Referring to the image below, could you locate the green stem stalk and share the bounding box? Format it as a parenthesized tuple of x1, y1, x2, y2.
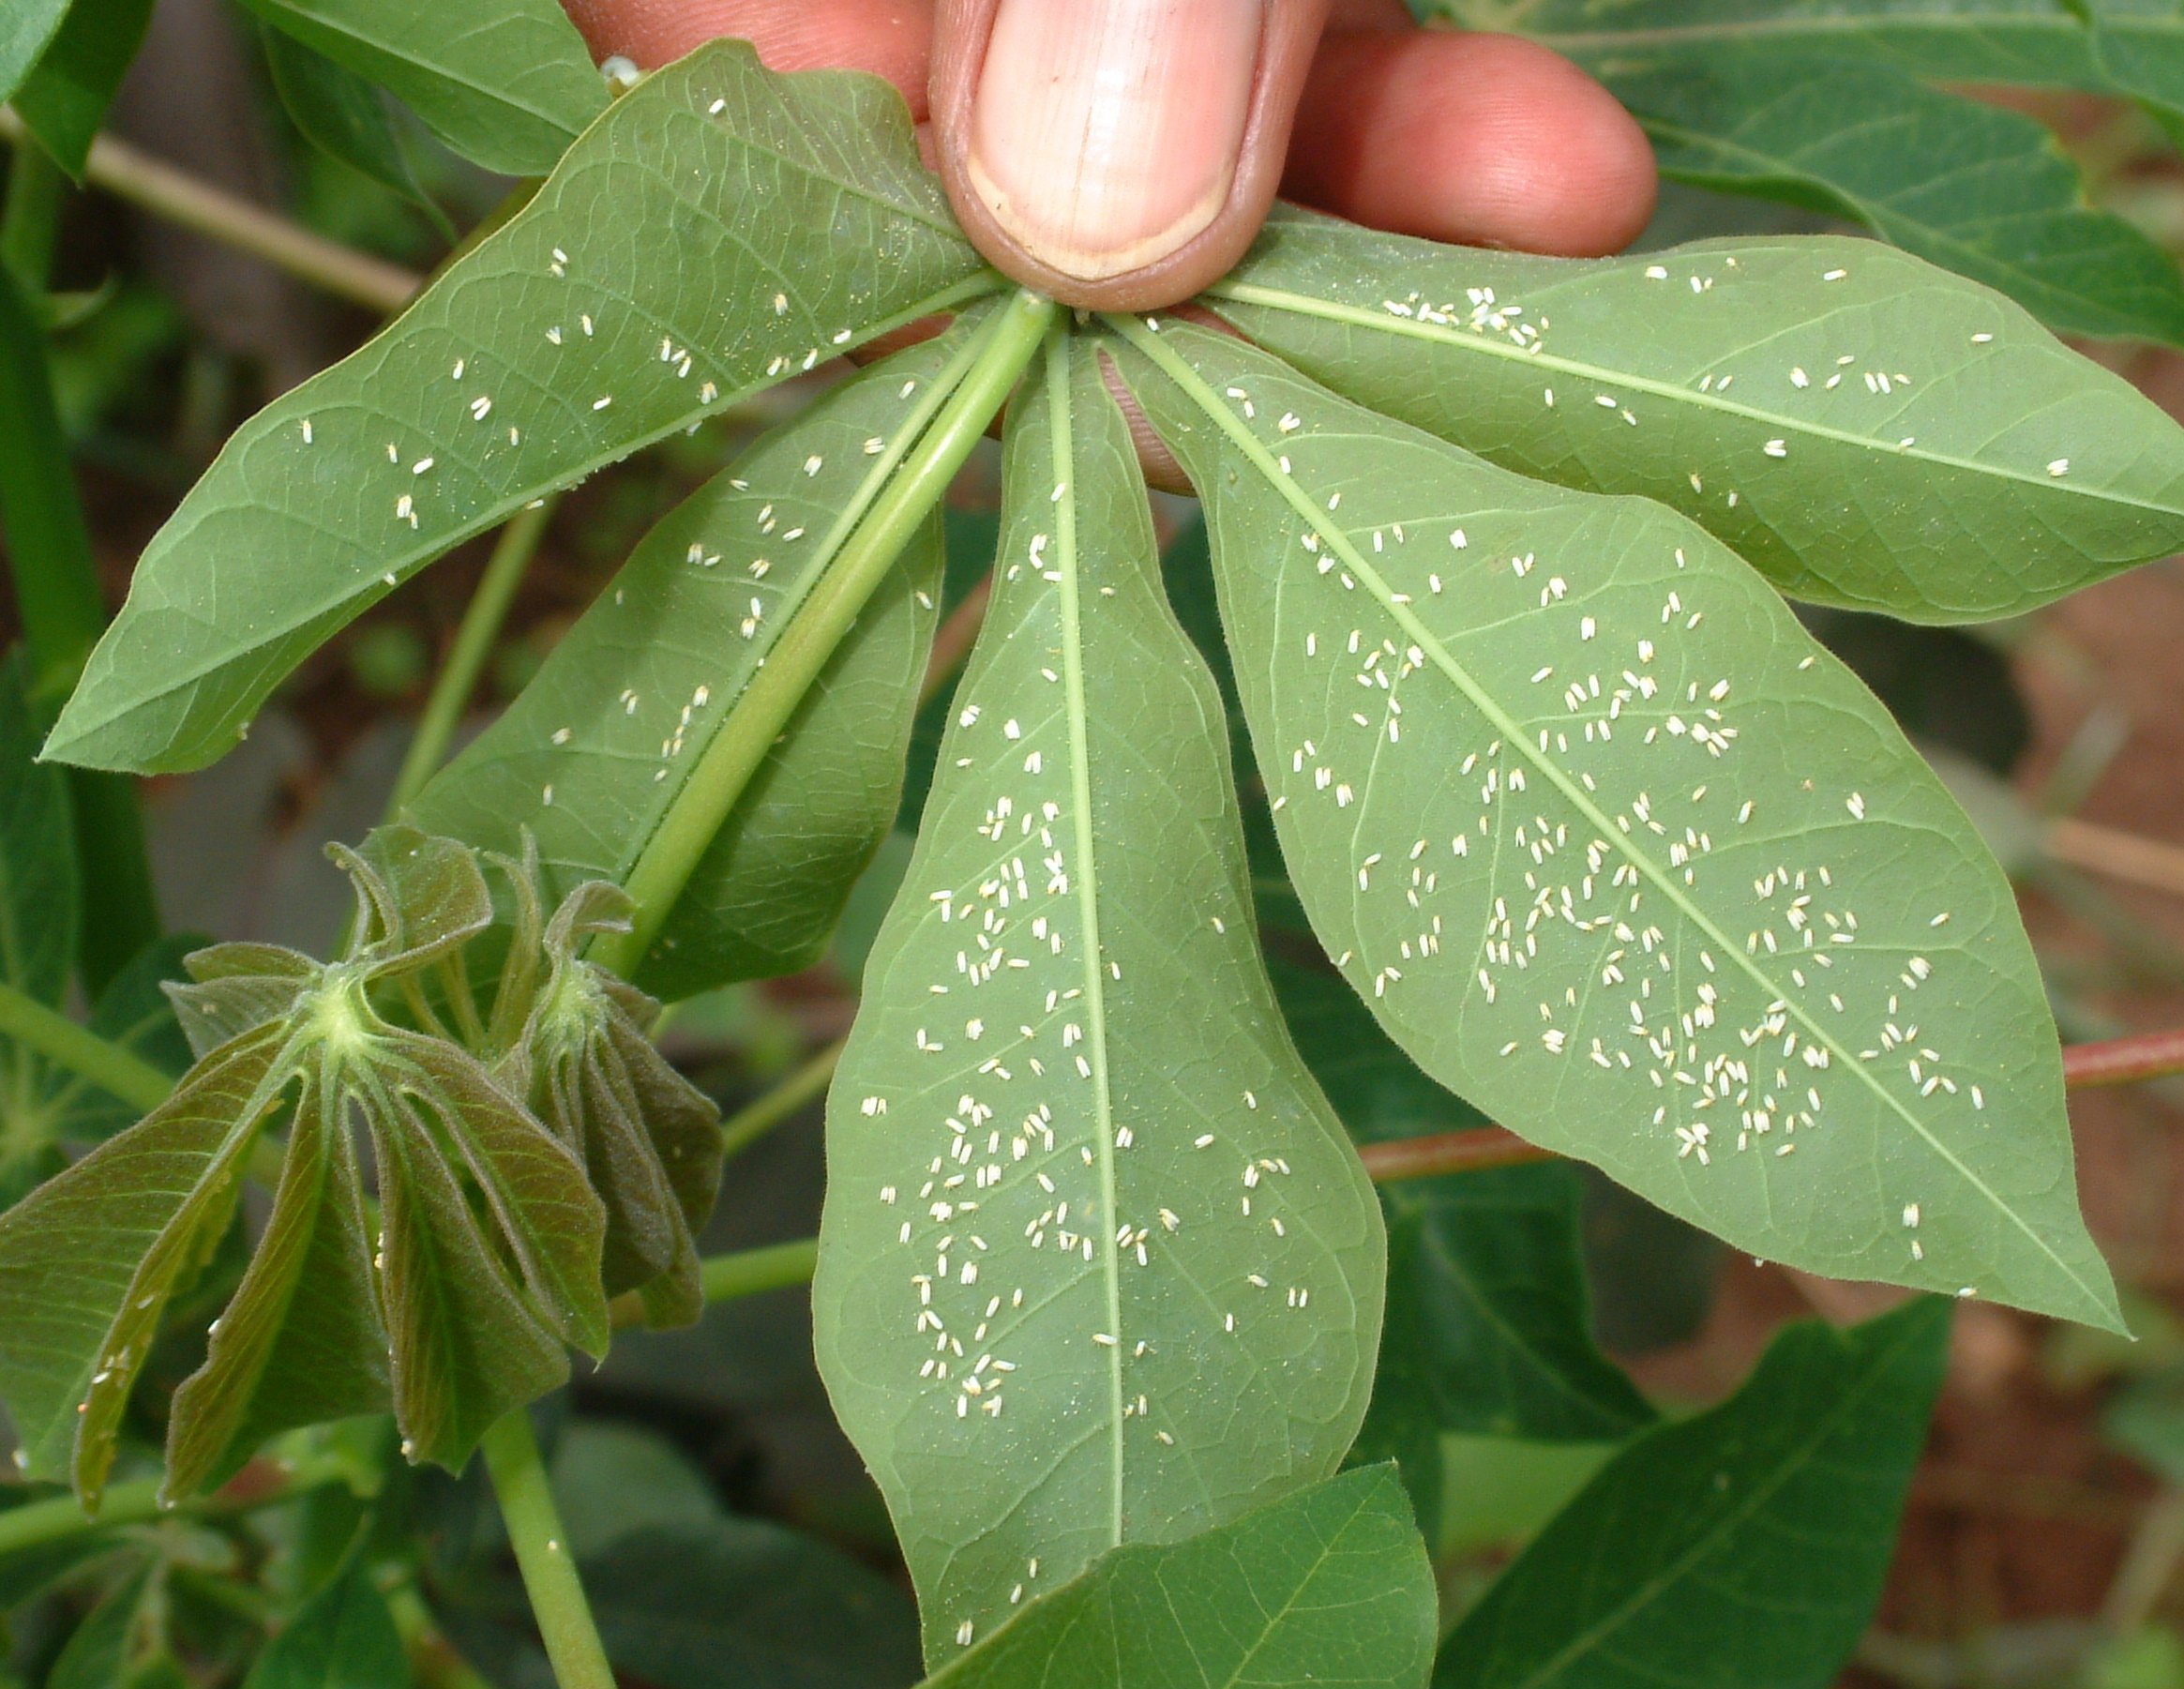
(388, 498, 557, 814)
(0, 263, 160, 991)
(610, 1235, 821, 1330)
(479, 1411, 615, 1689)
(0, 109, 421, 314)
(718, 1038, 842, 1163)
(0, 975, 170, 1112)
(589, 289, 1057, 981)
(0, 1449, 353, 1555)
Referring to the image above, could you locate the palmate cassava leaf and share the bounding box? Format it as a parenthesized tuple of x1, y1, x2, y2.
(233, 0, 604, 177)
(1436, 1298, 1950, 1689)
(46, 42, 1000, 776)
(1426, 0, 2112, 91)
(1210, 209, 2184, 621)
(1117, 319, 2118, 1329)
(923, 1467, 1435, 1689)
(1614, 54, 2184, 346)
(0, 830, 612, 1503)
(242, 1554, 411, 1689)
(815, 334, 1385, 1665)
(413, 324, 971, 1001)
(0, 0, 69, 107)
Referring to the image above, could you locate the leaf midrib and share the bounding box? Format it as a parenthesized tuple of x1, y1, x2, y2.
(1047, 337, 1128, 1547)
(1119, 317, 2111, 1320)
(1204, 277, 2184, 520)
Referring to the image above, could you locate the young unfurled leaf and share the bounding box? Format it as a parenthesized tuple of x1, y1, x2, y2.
(1120, 320, 2118, 1329)
(48, 43, 1000, 776)
(1437, 1299, 1949, 1689)
(490, 870, 722, 1325)
(414, 327, 968, 1001)
(1211, 208, 2184, 621)
(815, 336, 1385, 1663)
(0, 828, 610, 1502)
(924, 1467, 1435, 1689)
(233, 0, 605, 177)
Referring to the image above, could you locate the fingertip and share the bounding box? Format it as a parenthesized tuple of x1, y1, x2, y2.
(562, 0, 933, 114)
(1288, 30, 1657, 258)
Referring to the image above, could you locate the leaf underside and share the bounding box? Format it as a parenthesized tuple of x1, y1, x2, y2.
(414, 325, 965, 1001)
(1213, 210, 2184, 623)
(47, 40, 997, 776)
(1118, 318, 2117, 1331)
(815, 335, 1385, 1665)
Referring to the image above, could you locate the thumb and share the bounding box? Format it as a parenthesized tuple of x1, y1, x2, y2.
(931, 0, 1333, 309)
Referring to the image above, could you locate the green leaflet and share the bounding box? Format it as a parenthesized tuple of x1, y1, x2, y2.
(0, 0, 70, 108)
(413, 326, 967, 1001)
(923, 1467, 1436, 1689)
(233, 0, 604, 177)
(1211, 209, 2184, 622)
(1617, 54, 2184, 345)
(1428, 0, 2111, 88)
(259, 25, 445, 230)
(1119, 319, 2119, 1329)
(1436, 1299, 1950, 1689)
(50, 1556, 171, 1689)
(47, 43, 1000, 776)
(815, 334, 1385, 1664)
(8, 0, 155, 176)
(242, 1557, 412, 1689)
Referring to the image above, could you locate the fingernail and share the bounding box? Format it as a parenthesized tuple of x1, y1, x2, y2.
(966, 0, 1263, 282)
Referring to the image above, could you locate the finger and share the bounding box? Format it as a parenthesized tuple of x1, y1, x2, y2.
(931, 0, 1335, 309)
(563, 0, 935, 113)
(1285, 29, 1656, 257)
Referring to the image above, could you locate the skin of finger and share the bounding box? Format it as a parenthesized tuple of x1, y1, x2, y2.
(1284, 29, 1658, 257)
(930, 0, 1335, 310)
(563, 0, 936, 111)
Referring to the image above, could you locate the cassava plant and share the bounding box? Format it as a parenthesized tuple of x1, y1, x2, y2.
(6, 4, 2184, 1686)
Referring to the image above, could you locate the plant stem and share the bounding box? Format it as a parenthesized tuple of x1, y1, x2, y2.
(0, 975, 171, 1112)
(591, 289, 1056, 981)
(388, 498, 557, 814)
(0, 264, 161, 992)
(0, 108, 422, 315)
(479, 1411, 615, 1689)
(1358, 1128, 1551, 1184)
(718, 1038, 843, 1163)
(2064, 1025, 2184, 1089)
(0, 1448, 353, 1553)
(607, 1236, 821, 1329)
(0, 140, 65, 291)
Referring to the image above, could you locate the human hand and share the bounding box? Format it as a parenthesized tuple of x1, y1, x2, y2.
(562, 0, 1658, 310)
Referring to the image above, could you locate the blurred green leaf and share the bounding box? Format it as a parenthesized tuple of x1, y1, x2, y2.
(9, 0, 154, 176)
(1619, 54, 2184, 345)
(0, 0, 70, 108)
(584, 1516, 922, 1689)
(817, 337, 1385, 1665)
(1213, 209, 2184, 621)
(923, 1467, 1435, 1689)
(50, 1557, 168, 1689)
(235, 0, 604, 177)
(259, 26, 446, 233)
(243, 1557, 411, 1689)
(1435, 1299, 1950, 1689)
(1122, 319, 2118, 1329)
(48, 43, 998, 775)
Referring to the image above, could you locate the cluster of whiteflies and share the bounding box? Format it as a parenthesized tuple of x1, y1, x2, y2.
(0, 827, 721, 1508)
